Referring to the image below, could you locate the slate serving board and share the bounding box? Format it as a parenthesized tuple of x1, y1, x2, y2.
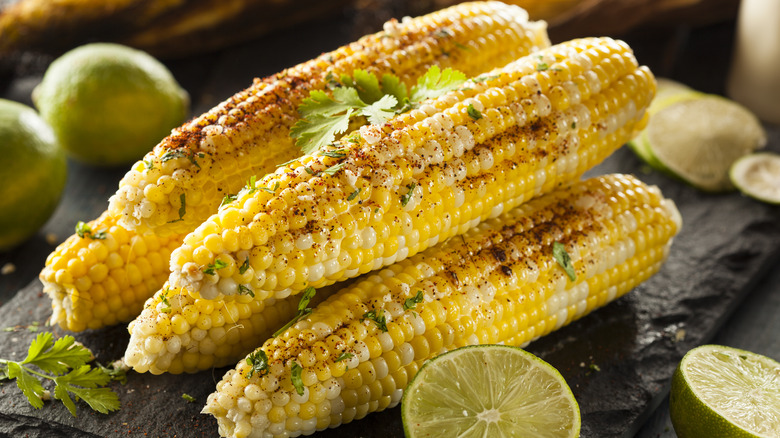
(2, 14, 780, 438)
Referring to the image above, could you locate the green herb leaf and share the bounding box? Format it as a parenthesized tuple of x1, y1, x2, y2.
(349, 69, 385, 104)
(203, 259, 229, 275)
(410, 66, 466, 103)
(291, 109, 354, 155)
(220, 193, 237, 208)
(182, 393, 196, 403)
(23, 333, 92, 375)
(159, 291, 172, 314)
(273, 287, 317, 337)
(260, 182, 280, 195)
(239, 257, 250, 275)
(321, 163, 345, 176)
(161, 149, 200, 168)
(381, 74, 408, 103)
(400, 182, 417, 207)
(143, 159, 155, 170)
(96, 361, 127, 385)
(1, 333, 120, 416)
(238, 284, 254, 297)
(177, 193, 186, 220)
(298, 287, 316, 312)
(347, 188, 361, 201)
(553, 242, 576, 282)
(75, 222, 106, 240)
(536, 62, 549, 71)
(246, 350, 269, 378)
(467, 104, 482, 120)
(290, 361, 305, 396)
(362, 309, 388, 332)
(6, 362, 45, 409)
(403, 290, 424, 310)
(361, 94, 397, 125)
(334, 352, 354, 362)
(320, 150, 347, 159)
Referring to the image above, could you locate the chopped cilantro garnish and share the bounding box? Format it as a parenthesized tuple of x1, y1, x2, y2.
(203, 259, 228, 275)
(159, 290, 172, 313)
(409, 65, 466, 103)
(320, 150, 347, 159)
(403, 290, 424, 310)
(177, 193, 186, 220)
(246, 350, 269, 378)
(290, 362, 305, 396)
(75, 221, 107, 240)
(273, 287, 317, 337)
(260, 182, 280, 195)
(160, 149, 200, 168)
(362, 309, 388, 332)
(347, 188, 361, 201)
(400, 182, 417, 207)
(335, 352, 354, 362)
(536, 62, 549, 71)
(143, 159, 155, 170)
(321, 163, 345, 176)
(239, 257, 250, 275)
(553, 242, 576, 282)
(238, 285, 254, 297)
(182, 393, 196, 403)
(220, 193, 237, 208)
(467, 104, 482, 120)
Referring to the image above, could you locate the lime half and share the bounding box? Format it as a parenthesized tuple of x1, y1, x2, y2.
(401, 345, 580, 438)
(670, 344, 780, 438)
(630, 85, 766, 192)
(730, 152, 780, 204)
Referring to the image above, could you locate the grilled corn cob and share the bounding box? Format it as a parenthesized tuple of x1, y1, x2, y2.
(39, 213, 184, 331)
(41, 1, 550, 332)
(168, 37, 656, 304)
(204, 173, 682, 437)
(107, 1, 550, 236)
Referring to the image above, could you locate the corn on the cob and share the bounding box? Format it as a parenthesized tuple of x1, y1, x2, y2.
(204, 173, 682, 437)
(39, 213, 184, 331)
(123, 279, 352, 375)
(107, 1, 550, 236)
(168, 37, 656, 304)
(41, 1, 550, 332)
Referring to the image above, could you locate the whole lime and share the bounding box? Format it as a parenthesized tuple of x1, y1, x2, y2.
(0, 99, 67, 251)
(32, 43, 189, 166)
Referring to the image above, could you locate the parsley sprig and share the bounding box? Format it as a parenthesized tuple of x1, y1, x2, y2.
(291, 66, 466, 154)
(0, 332, 120, 416)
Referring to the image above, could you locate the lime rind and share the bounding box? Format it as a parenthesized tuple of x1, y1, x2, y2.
(401, 345, 580, 438)
(729, 152, 780, 205)
(670, 344, 780, 438)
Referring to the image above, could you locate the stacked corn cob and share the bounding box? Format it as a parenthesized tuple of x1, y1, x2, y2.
(204, 174, 682, 437)
(39, 1, 550, 332)
(123, 36, 656, 375)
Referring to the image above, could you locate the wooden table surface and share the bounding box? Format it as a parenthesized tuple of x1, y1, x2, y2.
(1, 8, 779, 438)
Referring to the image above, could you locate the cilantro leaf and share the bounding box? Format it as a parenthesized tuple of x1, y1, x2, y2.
(54, 366, 118, 416)
(350, 69, 385, 104)
(335, 352, 354, 362)
(23, 333, 92, 375)
(467, 104, 482, 120)
(246, 350, 269, 378)
(403, 290, 424, 310)
(553, 242, 577, 282)
(290, 109, 353, 155)
(361, 94, 397, 125)
(381, 74, 408, 102)
(290, 362, 305, 396)
(410, 66, 466, 103)
(6, 362, 46, 409)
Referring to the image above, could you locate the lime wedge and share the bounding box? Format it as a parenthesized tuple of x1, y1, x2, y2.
(730, 152, 780, 204)
(670, 345, 780, 438)
(629, 82, 766, 192)
(401, 345, 580, 438)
